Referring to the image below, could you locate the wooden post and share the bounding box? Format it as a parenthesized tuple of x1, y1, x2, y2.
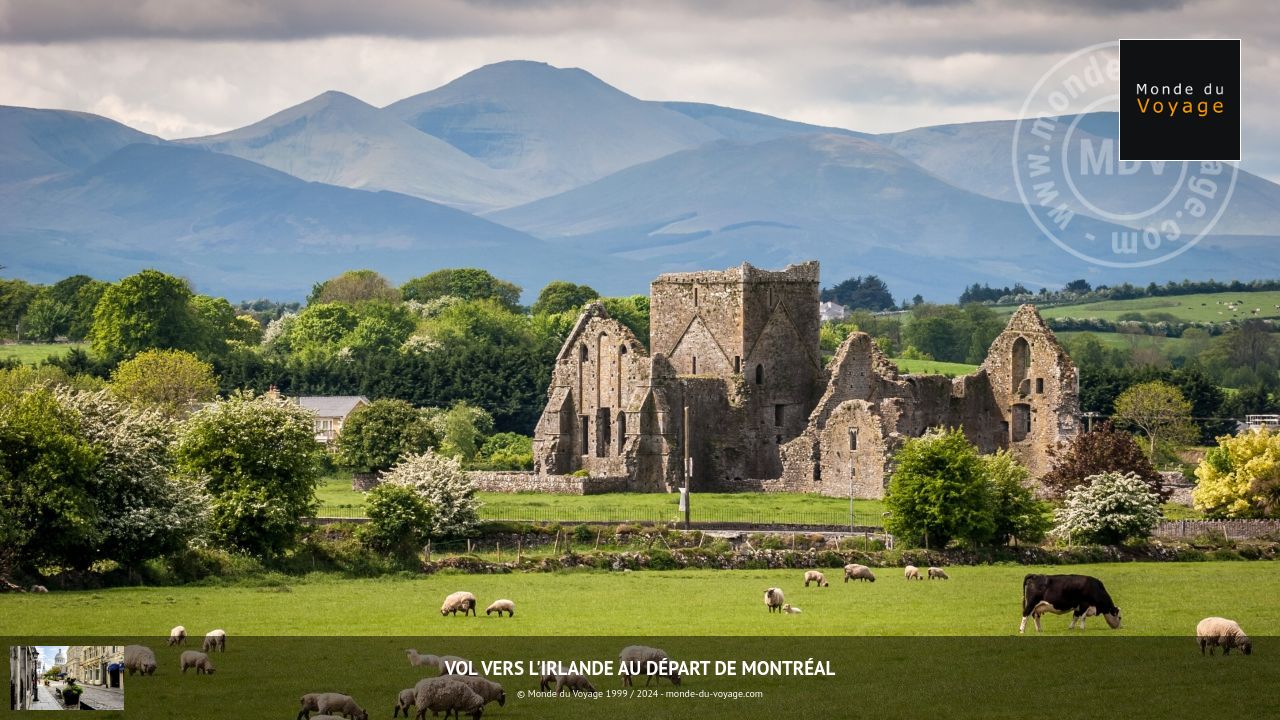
(426, 540, 432, 563)
(517, 537, 523, 563)
(553, 530, 560, 556)
(466, 538, 472, 554)
(594, 529, 602, 550)
(496, 542, 502, 562)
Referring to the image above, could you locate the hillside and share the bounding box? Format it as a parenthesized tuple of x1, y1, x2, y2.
(999, 291, 1280, 323)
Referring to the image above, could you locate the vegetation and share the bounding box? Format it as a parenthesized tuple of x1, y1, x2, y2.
(1041, 422, 1163, 498)
(884, 430, 997, 548)
(400, 267, 522, 310)
(1114, 381, 1199, 458)
(376, 451, 480, 539)
(821, 274, 895, 311)
(109, 349, 218, 417)
(1193, 429, 1280, 518)
(333, 398, 437, 473)
(1053, 472, 1163, 545)
(531, 280, 600, 315)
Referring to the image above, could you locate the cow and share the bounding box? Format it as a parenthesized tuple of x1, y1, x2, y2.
(1020, 574, 1121, 634)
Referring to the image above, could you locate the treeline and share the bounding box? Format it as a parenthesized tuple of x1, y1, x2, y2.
(1047, 316, 1276, 338)
(960, 277, 1280, 306)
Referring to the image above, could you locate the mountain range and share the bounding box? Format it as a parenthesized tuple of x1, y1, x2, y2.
(2, 60, 1277, 301)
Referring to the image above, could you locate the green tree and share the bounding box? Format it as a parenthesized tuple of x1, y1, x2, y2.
(286, 303, 359, 354)
(400, 268, 522, 311)
(1053, 471, 1161, 544)
(1193, 429, 1280, 518)
(430, 401, 494, 463)
(600, 295, 650, 348)
(90, 269, 197, 359)
(174, 391, 321, 557)
(378, 451, 480, 539)
(0, 278, 38, 340)
(309, 269, 400, 305)
(982, 450, 1051, 544)
(109, 349, 218, 417)
(1114, 381, 1198, 458)
(820, 275, 895, 311)
(532, 281, 600, 315)
(360, 483, 433, 558)
(21, 293, 72, 341)
(334, 399, 438, 473)
(474, 432, 534, 470)
(1041, 422, 1163, 498)
(884, 429, 995, 547)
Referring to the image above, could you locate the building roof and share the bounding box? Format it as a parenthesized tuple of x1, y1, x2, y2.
(295, 396, 369, 418)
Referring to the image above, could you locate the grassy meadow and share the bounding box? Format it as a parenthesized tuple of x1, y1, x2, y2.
(0, 341, 84, 364)
(889, 357, 980, 376)
(1017, 291, 1280, 323)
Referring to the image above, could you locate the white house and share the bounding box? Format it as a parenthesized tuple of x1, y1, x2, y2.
(294, 396, 369, 443)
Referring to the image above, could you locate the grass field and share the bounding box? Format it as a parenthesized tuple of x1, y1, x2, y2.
(889, 357, 979, 376)
(0, 341, 85, 364)
(1057, 330, 1193, 354)
(1007, 291, 1280, 323)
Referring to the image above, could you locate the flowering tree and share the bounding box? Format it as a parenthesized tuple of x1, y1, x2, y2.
(379, 451, 481, 539)
(1053, 472, 1162, 545)
(1193, 430, 1280, 518)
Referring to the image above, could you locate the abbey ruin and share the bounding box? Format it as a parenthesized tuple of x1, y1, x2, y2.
(531, 262, 1079, 498)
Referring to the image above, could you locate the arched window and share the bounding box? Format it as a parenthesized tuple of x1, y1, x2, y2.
(580, 344, 589, 362)
(617, 412, 627, 452)
(755, 364, 764, 385)
(1011, 337, 1030, 393)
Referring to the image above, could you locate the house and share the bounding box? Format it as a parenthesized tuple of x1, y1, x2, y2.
(294, 395, 369, 442)
(819, 301, 849, 321)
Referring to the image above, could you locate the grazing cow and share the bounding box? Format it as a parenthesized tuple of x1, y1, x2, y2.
(1020, 574, 1121, 633)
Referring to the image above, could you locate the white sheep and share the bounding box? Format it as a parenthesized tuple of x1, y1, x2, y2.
(1196, 617, 1253, 656)
(928, 567, 949, 580)
(782, 604, 802, 614)
(441, 591, 478, 617)
(406, 649, 441, 670)
(555, 674, 597, 696)
(619, 645, 681, 687)
(803, 571, 829, 587)
(123, 645, 157, 676)
(764, 587, 785, 613)
(179, 650, 215, 675)
(393, 688, 416, 718)
(485, 599, 515, 617)
(297, 692, 369, 720)
(413, 677, 486, 720)
(30, 585, 48, 593)
(203, 629, 227, 653)
(843, 564, 876, 583)
(445, 675, 506, 707)
(168, 625, 187, 646)
(904, 565, 923, 581)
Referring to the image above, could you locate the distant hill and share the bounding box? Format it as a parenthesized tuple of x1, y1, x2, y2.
(0, 106, 160, 184)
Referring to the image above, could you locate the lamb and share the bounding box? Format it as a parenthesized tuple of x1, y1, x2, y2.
(203, 629, 227, 653)
(764, 587, 785, 613)
(928, 567, 950, 580)
(803, 571, 829, 587)
(555, 674, 597, 696)
(441, 591, 478, 617)
(179, 650, 215, 675)
(1196, 617, 1253, 656)
(297, 692, 369, 720)
(485, 599, 515, 617)
(782, 604, 802, 614)
(406, 649, 442, 670)
(168, 625, 187, 646)
(843, 564, 876, 583)
(393, 688, 417, 718)
(445, 675, 506, 707)
(904, 565, 923, 581)
(619, 645, 681, 687)
(123, 645, 157, 676)
(413, 677, 486, 720)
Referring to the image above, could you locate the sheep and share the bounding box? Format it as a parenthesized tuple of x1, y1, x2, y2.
(485, 599, 515, 617)
(30, 585, 48, 593)
(123, 645, 157, 676)
(539, 662, 569, 691)
(619, 645, 681, 687)
(406, 649, 442, 670)
(445, 675, 506, 708)
(843, 564, 876, 583)
(168, 625, 187, 646)
(904, 565, 923, 581)
(179, 650, 215, 675)
(764, 587, 785, 613)
(928, 567, 950, 580)
(297, 692, 369, 720)
(1196, 617, 1253, 656)
(555, 674, 597, 696)
(393, 688, 417, 718)
(782, 604, 802, 614)
(441, 591, 478, 617)
(413, 677, 486, 720)
(203, 629, 227, 653)
(803, 571, 828, 587)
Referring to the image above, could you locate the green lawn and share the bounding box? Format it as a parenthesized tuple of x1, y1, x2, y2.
(889, 357, 979, 376)
(0, 341, 85, 364)
(1005, 291, 1280, 323)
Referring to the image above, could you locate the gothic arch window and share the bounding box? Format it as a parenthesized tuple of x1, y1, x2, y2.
(755, 363, 764, 385)
(580, 344, 589, 362)
(1011, 337, 1030, 393)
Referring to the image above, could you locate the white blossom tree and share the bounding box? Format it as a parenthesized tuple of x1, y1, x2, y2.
(1053, 471, 1162, 545)
(380, 451, 481, 538)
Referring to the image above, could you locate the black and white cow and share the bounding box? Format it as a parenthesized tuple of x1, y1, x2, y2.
(1020, 574, 1121, 633)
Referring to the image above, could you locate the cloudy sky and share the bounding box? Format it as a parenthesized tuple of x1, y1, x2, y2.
(1, 0, 1276, 177)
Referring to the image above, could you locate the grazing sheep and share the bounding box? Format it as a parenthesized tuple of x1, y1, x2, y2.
(843, 564, 876, 583)
(928, 567, 950, 580)
(30, 585, 48, 593)
(619, 645, 682, 687)
(904, 565, 923, 581)
(168, 625, 186, 646)
(203, 629, 226, 653)
(485, 599, 515, 617)
(393, 688, 417, 718)
(413, 677, 486, 720)
(782, 604, 802, 614)
(446, 675, 506, 708)
(764, 587, 785, 613)
(123, 645, 157, 676)
(406, 649, 442, 670)
(179, 650, 215, 675)
(441, 591, 478, 617)
(297, 692, 369, 720)
(1196, 617, 1253, 656)
(539, 662, 569, 691)
(555, 674, 597, 696)
(803, 571, 829, 587)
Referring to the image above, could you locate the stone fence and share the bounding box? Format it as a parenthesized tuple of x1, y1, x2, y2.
(464, 471, 629, 495)
(1154, 519, 1280, 540)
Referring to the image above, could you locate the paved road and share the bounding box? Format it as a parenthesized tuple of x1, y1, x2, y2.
(76, 683, 125, 710)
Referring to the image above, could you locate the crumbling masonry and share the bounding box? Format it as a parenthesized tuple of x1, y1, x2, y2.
(532, 262, 1079, 497)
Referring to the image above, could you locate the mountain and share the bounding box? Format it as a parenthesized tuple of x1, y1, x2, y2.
(0, 106, 160, 184)
(181, 91, 528, 212)
(0, 142, 615, 299)
(384, 60, 721, 198)
(658, 101, 867, 144)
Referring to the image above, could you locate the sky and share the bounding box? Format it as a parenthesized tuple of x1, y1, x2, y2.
(36, 645, 68, 669)
(0, 0, 1277, 178)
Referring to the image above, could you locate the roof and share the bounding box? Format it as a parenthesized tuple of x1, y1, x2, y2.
(294, 396, 369, 418)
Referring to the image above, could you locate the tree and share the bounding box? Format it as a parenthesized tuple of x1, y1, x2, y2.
(90, 269, 197, 359)
(400, 268, 522, 311)
(1113, 381, 1198, 457)
(378, 451, 481, 538)
(174, 391, 321, 557)
(600, 295, 650, 348)
(474, 432, 534, 470)
(0, 278, 38, 341)
(110, 349, 218, 417)
(360, 483, 433, 558)
(21, 293, 72, 341)
(1041, 422, 1164, 498)
(1193, 430, 1280, 518)
(532, 281, 600, 315)
(309, 269, 400, 305)
(820, 275, 895, 311)
(1064, 279, 1092, 293)
(884, 429, 995, 547)
(285, 303, 358, 354)
(429, 402, 494, 463)
(334, 399, 438, 473)
(983, 450, 1051, 544)
(1053, 472, 1162, 545)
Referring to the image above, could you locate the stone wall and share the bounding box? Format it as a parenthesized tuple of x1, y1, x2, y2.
(1154, 519, 1280, 540)
(466, 471, 630, 495)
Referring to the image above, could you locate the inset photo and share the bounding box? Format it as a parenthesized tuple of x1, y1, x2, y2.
(9, 646, 126, 711)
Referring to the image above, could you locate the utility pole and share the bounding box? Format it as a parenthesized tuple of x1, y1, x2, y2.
(681, 403, 691, 530)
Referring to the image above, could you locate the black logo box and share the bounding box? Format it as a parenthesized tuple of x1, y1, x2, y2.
(1120, 38, 1240, 162)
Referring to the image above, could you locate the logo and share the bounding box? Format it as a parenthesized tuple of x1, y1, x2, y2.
(1012, 41, 1237, 268)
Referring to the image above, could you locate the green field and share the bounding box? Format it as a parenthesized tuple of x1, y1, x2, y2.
(889, 357, 979, 376)
(1057, 330, 1193, 354)
(1008, 291, 1280, 323)
(0, 341, 85, 364)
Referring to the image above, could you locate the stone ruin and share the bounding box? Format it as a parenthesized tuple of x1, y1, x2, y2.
(531, 261, 1079, 497)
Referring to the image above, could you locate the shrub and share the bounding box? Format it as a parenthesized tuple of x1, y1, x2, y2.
(473, 432, 534, 470)
(379, 451, 481, 539)
(334, 398, 437, 473)
(1193, 429, 1280, 518)
(1053, 472, 1162, 545)
(983, 450, 1051, 544)
(361, 484, 433, 558)
(1042, 422, 1164, 498)
(885, 429, 994, 547)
